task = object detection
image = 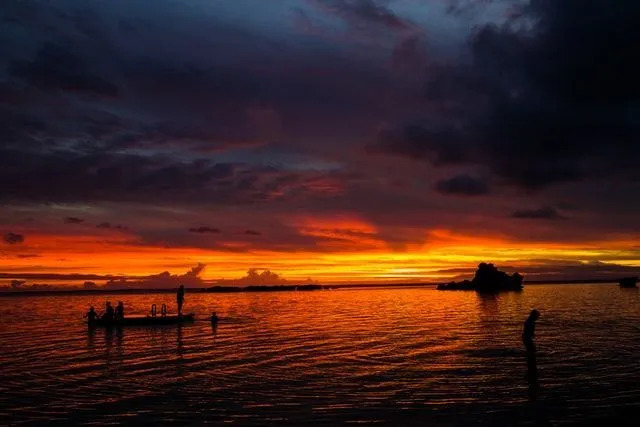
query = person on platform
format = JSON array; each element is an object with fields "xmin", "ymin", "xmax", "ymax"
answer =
[
  {"xmin": 85, "ymin": 306, "xmax": 97, "ymax": 324},
  {"xmin": 103, "ymin": 301, "xmax": 115, "ymax": 322},
  {"xmin": 177, "ymin": 285, "xmax": 185, "ymax": 316},
  {"xmin": 115, "ymin": 301, "xmax": 124, "ymax": 320}
]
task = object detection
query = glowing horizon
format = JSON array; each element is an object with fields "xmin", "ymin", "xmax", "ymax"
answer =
[{"xmin": 2, "ymin": 226, "xmax": 639, "ymax": 286}]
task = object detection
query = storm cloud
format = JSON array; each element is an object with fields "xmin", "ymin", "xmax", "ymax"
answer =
[
  {"xmin": 375, "ymin": 0, "xmax": 640, "ymax": 190},
  {"xmin": 3, "ymin": 232, "xmax": 24, "ymax": 245},
  {"xmin": 435, "ymin": 174, "xmax": 489, "ymax": 196},
  {"xmin": 511, "ymin": 207, "xmax": 565, "ymax": 220},
  {"xmin": 0, "ymin": 1, "xmax": 639, "ymax": 280}
]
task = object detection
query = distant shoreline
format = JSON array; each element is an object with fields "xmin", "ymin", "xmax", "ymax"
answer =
[{"xmin": 0, "ymin": 280, "xmax": 622, "ymax": 297}]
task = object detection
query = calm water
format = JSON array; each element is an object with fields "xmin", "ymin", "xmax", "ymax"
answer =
[{"xmin": 1, "ymin": 285, "xmax": 639, "ymax": 425}]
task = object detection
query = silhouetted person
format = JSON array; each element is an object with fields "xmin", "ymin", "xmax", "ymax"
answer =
[
  {"xmin": 523, "ymin": 309, "xmax": 540, "ymax": 381},
  {"xmin": 177, "ymin": 285, "xmax": 185, "ymax": 316},
  {"xmin": 115, "ymin": 301, "xmax": 124, "ymax": 321},
  {"xmin": 85, "ymin": 306, "xmax": 97, "ymax": 324},
  {"xmin": 103, "ymin": 301, "xmax": 115, "ymax": 322}
]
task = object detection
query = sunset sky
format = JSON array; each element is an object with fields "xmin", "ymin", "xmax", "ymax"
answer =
[{"xmin": 1, "ymin": 0, "xmax": 639, "ymax": 287}]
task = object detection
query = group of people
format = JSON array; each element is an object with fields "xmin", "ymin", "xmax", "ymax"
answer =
[
  {"xmin": 85, "ymin": 301, "xmax": 125, "ymax": 322},
  {"xmin": 85, "ymin": 285, "xmax": 186, "ymax": 323}
]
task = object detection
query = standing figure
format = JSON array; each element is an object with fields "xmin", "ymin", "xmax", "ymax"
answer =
[
  {"xmin": 177, "ymin": 285, "xmax": 185, "ymax": 316},
  {"xmin": 103, "ymin": 301, "xmax": 115, "ymax": 322},
  {"xmin": 522, "ymin": 309, "xmax": 540, "ymax": 380},
  {"xmin": 115, "ymin": 301, "xmax": 124, "ymax": 321},
  {"xmin": 85, "ymin": 306, "xmax": 97, "ymax": 324}
]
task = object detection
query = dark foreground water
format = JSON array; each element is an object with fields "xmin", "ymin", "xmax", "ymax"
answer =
[{"xmin": 1, "ymin": 285, "xmax": 639, "ymax": 425}]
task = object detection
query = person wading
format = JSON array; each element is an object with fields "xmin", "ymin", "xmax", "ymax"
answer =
[{"xmin": 522, "ymin": 309, "xmax": 540, "ymax": 380}]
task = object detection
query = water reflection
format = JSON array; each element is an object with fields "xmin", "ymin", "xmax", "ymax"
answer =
[
  {"xmin": 2, "ymin": 285, "xmax": 640, "ymax": 425},
  {"xmin": 211, "ymin": 323, "xmax": 218, "ymax": 340},
  {"xmin": 177, "ymin": 325, "xmax": 184, "ymax": 357},
  {"xmin": 476, "ymin": 292, "xmax": 500, "ymax": 316},
  {"xmin": 104, "ymin": 326, "xmax": 124, "ymax": 356},
  {"xmin": 87, "ymin": 326, "xmax": 96, "ymax": 349}
]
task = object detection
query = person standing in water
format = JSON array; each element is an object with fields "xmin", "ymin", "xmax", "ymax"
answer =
[
  {"xmin": 177, "ymin": 285, "xmax": 185, "ymax": 316},
  {"xmin": 115, "ymin": 301, "xmax": 124, "ymax": 321},
  {"xmin": 103, "ymin": 301, "xmax": 115, "ymax": 322},
  {"xmin": 85, "ymin": 306, "xmax": 97, "ymax": 324},
  {"xmin": 522, "ymin": 309, "xmax": 540, "ymax": 379}
]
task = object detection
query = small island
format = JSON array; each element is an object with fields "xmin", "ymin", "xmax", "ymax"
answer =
[
  {"xmin": 437, "ymin": 262, "xmax": 524, "ymax": 292},
  {"xmin": 618, "ymin": 276, "xmax": 638, "ymax": 288}
]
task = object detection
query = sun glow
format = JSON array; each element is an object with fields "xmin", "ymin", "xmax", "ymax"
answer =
[{"xmin": 2, "ymin": 227, "xmax": 639, "ymax": 285}]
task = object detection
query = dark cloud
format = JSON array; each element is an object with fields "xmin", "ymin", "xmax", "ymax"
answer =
[
  {"xmin": 374, "ymin": 0, "xmax": 640, "ymax": 190},
  {"xmin": 9, "ymin": 42, "xmax": 118, "ymax": 97},
  {"xmin": 64, "ymin": 217, "xmax": 84, "ymax": 224},
  {"xmin": 96, "ymin": 222, "xmax": 128, "ymax": 230},
  {"xmin": 0, "ymin": 272, "xmax": 117, "ymax": 281},
  {"xmin": 521, "ymin": 260, "xmax": 640, "ymax": 282},
  {"xmin": 189, "ymin": 226, "xmax": 220, "ymax": 234},
  {"xmin": 104, "ymin": 263, "xmax": 206, "ymax": 289},
  {"xmin": 220, "ymin": 268, "xmax": 316, "ymax": 286},
  {"xmin": 0, "ymin": 0, "xmax": 638, "ymax": 255},
  {"xmin": 435, "ymin": 260, "xmax": 640, "ymax": 282},
  {"xmin": 0, "ymin": 264, "xmax": 207, "ymax": 290},
  {"xmin": 3, "ymin": 232, "xmax": 24, "ymax": 244},
  {"xmin": 10, "ymin": 280, "xmax": 26, "ymax": 289},
  {"xmin": 245, "ymin": 230, "xmax": 262, "ymax": 236},
  {"xmin": 435, "ymin": 174, "xmax": 489, "ymax": 196},
  {"xmin": 511, "ymin": 207, "xmax": 565, "ymax": 220},
  {"xmin": 316, "ymin": 0, "xmax": 411, "ymax": 31}
]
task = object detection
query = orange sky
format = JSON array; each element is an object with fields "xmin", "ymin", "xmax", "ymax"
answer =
[
  {"xmin": 2, "ymin": 222, "xmax": 639, "ymax": 285},
  {"xmin": 2, "ymin": 1, "xmax": 640, "ymax": 289}
]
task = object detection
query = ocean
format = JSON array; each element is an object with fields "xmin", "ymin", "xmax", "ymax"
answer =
[{"xmin": 1, "ymin": 284, "xmax": 639, "ymax": 425}]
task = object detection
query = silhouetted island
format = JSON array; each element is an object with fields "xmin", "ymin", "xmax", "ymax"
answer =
[
  {"xmin": 618, "ymin": 276, "xmax": 638, "ymax": 288},
  {"xmin": 437, "ymin": 263, "xmax": 524, "ymax": 292}
]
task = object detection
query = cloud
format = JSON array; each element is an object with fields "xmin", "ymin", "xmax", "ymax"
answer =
[
  {"xmin": 222, "ymin": 268, "xmax": 317, "ymax": 286},
  {"xmin": 435, "ymin": 259, "xmax": 640, "ymax": 282},
  {"xmin": 0, "ymin": 0, "xmax": 638, "ymax": 254},
  {"xmin": 9, "ymin": 42, "xmax": 118, "ymax": 97},
  {"xmin": 96, "ymin": 222, "xmax": 128, "ymax": 230},
  {"xmin": 104, "ymin": 263, "xmax": 206, "ymax": 289},
  {"xmin": 64, "ymin": 217, "xmax": 84, "ymax": 224},
  {"xmin": 10, "ymin": 280, "xmax": 26, "ymax": 289},
  {"xmin": 435, "ymin": 174, "xmax": 489, "ymax": 196},
  {"xmin": 373, "ymin": 0, "xmax": 640, "ymax": 190},
  {"xmin": 188, "ymin": 226, "xmax": 220, "ymax": 234},
  {"xmin": 520, "ymin": 260, "xmax": 640, "ymax": 282},
  {"xmin": 3, "ymin": 232, "xmax": 24, "ymax": 244},
  {"xmin": 316, "ymin": 0, "xmax": 412, "ymax": 32},
  {"xmin": 511, "ymin": 207, "xmax": 565, "ymax": 220},
  {"xmin": 245, "ymin": 230, "xmax": 262, "ymax": 236}
]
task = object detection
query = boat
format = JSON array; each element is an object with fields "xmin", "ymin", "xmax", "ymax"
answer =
[
  {"xmin": 618, "ymin": 276, "xmax": 638, "ymax": 288},
  {"xmin": 89, "ymin": 313, "xmax": 195, "ymax": 327}
]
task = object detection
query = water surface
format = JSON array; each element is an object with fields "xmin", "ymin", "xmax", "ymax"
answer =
[{"xmin": 1, "ymin": 285, "xmax": 639, "ymax": 425}]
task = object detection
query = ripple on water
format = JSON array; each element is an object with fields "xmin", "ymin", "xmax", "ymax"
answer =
[{"xmin": 1, "ymin": 284, "xmax": 640, "ymax": 425}]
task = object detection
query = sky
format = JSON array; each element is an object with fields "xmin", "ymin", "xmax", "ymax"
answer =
[{"xmin": 1, "ymin": 0, "xmax": 640, "ymax": 287}]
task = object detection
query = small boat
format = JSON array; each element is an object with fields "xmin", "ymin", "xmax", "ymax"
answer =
[
  {"xmin": 619, "ymin": 277, "xmax": 638, "ymax": 288},
  {"xmin": 89, "ymin": 313, "xmax": 195, "ymax": 327}
]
